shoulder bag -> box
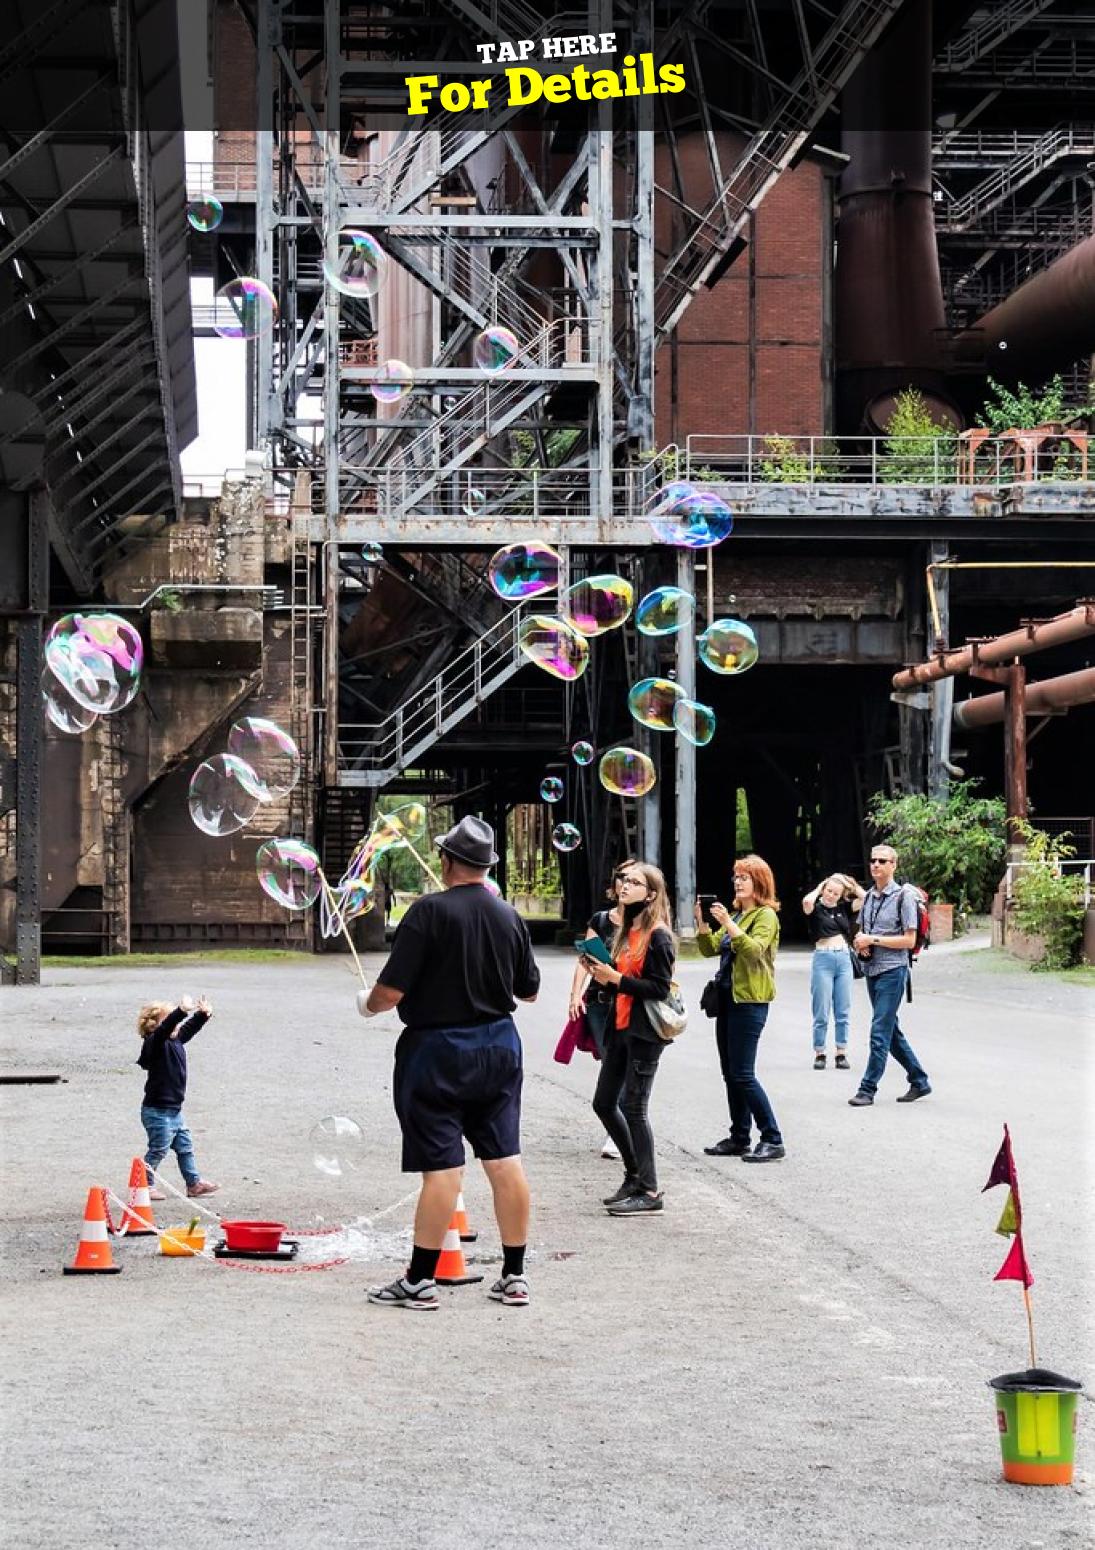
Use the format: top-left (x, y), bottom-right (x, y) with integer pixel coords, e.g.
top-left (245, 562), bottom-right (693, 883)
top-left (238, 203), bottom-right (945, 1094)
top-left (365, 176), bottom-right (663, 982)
top-left (647, 981), bottom-right (688, 1041)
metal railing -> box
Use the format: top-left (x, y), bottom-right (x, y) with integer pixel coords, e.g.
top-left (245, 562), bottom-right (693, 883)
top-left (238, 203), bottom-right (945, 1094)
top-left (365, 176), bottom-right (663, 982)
top-left (338, 608), bottom-right (528, 778)
top-left (936, 128), bottom-right (1095, 233)
top-left (679, 434), bottom-right (1094, 488)
top-left (936, 0), bottom-right (1058, 72)
top-left (1005, 858), bottom-right (1094, 908)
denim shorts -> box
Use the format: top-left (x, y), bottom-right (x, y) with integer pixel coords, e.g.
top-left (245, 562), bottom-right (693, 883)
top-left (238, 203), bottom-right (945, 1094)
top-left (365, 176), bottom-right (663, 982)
top-left (393, 1016), bottom-right (523, 1173)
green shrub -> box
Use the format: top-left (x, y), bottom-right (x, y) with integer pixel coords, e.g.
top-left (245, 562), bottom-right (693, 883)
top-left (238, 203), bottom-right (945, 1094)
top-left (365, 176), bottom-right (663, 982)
top-left (1009, 821), bottom-right (1086, 971)
top-left (867, 780), bottom-right (1007, 920)
top-left (975, 375), bottom-right (1070, 433)
top-left (759, 436), bottom-right (834, 483)
top-left (880, 390), bottom-right (956, 484)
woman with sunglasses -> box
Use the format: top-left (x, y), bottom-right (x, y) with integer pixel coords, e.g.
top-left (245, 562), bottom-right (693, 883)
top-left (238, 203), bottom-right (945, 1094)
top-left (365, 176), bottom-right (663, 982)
top-left (580, 863), bottom-right (676, 1216)
top-left (694, 854), bottom-right (785, 1163)
top-left (569, 860), bottom-right (638, 1160)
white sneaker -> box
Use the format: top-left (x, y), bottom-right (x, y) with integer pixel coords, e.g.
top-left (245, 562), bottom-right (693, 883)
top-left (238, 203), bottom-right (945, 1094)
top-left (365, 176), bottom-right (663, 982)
top-left (367, 1275), bottom-right (439, 1310)
top-left (600, 1136), bottom-right (621, 1160)
top-left (487, 1273), bottom-right (529, 1306)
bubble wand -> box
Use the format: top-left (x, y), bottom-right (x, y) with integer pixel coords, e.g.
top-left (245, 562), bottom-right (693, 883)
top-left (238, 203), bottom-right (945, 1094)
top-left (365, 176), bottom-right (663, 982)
top-left (316, 866), bottom-right (370, 994)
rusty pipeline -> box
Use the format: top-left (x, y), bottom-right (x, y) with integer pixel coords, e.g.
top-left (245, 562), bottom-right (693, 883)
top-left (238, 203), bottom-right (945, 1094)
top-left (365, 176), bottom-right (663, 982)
top-left (893, 602), bottom-right (1095, 689)
top-left (954, 666), bottom-right (1095, 730)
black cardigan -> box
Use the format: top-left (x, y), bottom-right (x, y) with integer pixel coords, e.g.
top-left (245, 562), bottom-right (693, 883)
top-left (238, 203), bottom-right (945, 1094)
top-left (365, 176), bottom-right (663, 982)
top-left (616, 927), bottom-right (675, 1044)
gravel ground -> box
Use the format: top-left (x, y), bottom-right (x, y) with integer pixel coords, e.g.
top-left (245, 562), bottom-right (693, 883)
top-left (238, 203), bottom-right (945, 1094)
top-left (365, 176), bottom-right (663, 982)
top-left (1, 936), bottom-right (1092, 1549)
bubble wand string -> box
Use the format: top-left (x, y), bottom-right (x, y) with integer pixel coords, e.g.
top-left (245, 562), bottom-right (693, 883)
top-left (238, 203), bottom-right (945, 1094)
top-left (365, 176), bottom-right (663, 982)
top-left (316, 866), bottom-right (370, 992)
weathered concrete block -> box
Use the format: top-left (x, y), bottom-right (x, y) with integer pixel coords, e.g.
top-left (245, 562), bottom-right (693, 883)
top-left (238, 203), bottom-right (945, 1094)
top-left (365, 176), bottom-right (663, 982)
top-left (149, 607), bottom-right (263, 671)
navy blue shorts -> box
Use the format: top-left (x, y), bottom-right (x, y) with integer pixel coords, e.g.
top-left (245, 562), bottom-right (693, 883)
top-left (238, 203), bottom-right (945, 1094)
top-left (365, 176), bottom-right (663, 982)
top-left (393, 1017), bottom-right (524, 1173)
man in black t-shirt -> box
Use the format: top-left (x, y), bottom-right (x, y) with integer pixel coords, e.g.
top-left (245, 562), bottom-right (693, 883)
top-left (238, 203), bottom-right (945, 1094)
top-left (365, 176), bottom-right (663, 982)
top-left (362, 816), bottom-right (540, 1312)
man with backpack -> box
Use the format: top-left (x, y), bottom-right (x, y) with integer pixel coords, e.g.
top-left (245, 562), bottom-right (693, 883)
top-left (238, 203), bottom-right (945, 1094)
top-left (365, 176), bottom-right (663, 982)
top-left (847, 844), bottom-right (932, 1107)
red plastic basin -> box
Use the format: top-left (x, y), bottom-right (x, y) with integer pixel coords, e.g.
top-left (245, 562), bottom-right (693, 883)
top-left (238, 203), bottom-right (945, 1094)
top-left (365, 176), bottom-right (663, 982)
top-left (220, 1220), bottom-right (286, 1253)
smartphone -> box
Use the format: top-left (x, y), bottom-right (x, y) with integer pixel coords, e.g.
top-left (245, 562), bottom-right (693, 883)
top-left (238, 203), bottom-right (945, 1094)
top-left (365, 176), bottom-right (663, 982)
top-left (575, 935), bottom-right (613, 965)
top-left (696, 893), bottom-right (718, 926)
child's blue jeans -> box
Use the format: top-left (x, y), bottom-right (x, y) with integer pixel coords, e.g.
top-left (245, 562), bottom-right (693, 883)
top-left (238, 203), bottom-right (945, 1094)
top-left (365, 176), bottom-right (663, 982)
top-left (141, 1104), bottom-right (200, 1187)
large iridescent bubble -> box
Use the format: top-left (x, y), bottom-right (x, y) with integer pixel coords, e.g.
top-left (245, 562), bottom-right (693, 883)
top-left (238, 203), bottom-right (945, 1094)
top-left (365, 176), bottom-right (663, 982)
top-left (45, 635), bottom-right (122, 715)
top-left (186, 195), bottom-right (223, 233)
top-left (517, 616), bottom-right (590, 681)
top-left (256, 837), bottom-right (323, 910)
top-left (673, 698), bottom-right (717, 746)
top-left (552, 823), bottom-right (582, 853)
top-left (324, 230), bottom-right (385, 299)
top-left (635, 586), bottom-right (695, 636)
top-left (627, 677), bottom-right (687, 731)
top-left (213, 277), bottom-right (278, 341)
top-left (488, 542), bottom-right (560, 602)
top-left (188, 754), bottom-right (263, 837)
top-left (562, 575), bottom-right (634, 636)
top-left (370, 359), bottom-right (414, 404)
top-left (697, 619), bottom-right (759, 675)
top-left (473, 325), bottom-right (519, 373)
top-left (599, 746), bottom-right (657, 798)
top-left (571, 740), bottom-right (595, 766)
top-left (227, 717), bottom-right (302, 802)
top-left (41, 670), bottom-right (98, 735)
top-left (646, 482), bottom-right (733, 548)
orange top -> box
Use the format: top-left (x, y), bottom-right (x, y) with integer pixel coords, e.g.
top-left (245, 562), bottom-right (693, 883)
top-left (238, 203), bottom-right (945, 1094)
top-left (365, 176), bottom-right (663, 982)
top-left (614, 929), bottom-right (648, 1031)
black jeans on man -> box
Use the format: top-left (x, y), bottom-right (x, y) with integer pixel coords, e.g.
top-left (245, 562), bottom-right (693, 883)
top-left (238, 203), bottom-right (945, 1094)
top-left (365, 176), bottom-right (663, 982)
top-left (592, 1029), bottom-right (665, 1193)
top-left (715, 997), bottom-right (783, 1147)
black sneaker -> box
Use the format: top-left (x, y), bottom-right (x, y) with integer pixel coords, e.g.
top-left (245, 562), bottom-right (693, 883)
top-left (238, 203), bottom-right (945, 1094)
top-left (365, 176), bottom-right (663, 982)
top-left (813, 1052), bottom-right (826, 1070)
top-left (848, 1092), bottom-right (874, 1107)
top-left (896, 1083), bottom-right (932, 1103)
top-left (834, 1052), bottom-right (850, 1070)
top-left (704, 1137), bottom-right (750, 1156)
top-left (603, 1178), bottom-right (642, 1206)
top-left (606, 1191), bottom-right (664, 1217)
top-left (366, 1275), bottom-right (439, 1310)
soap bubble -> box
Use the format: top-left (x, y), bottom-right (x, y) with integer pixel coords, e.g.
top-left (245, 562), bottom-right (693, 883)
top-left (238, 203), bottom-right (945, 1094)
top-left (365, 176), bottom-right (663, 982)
top-left (42, 671), bottom-right (98, 735)
top-left (571, 740), bottom-right (595, 766)
top-left (697, 619), bottom-right (759, 675)
top-left (473, 325), bottom-right (519, 373)
top-left (482, 877), bottom-right (503, 898)
top-left (636, 586), bottom-right (695, 636)
top-left (324, 230), bottom-right (385, 299)
top-left (517, 615), bottom-right (590, 681)
top-left (45, 635), bottom-right (121, 715)
top-left (310, 1114), bottom-right (364, 1178)
top-left (256, 837), bottom-right (322, 910)
top-left (339, 878), bottom-right (375, 922)
top-left (552, 823), bottom-right (582, 853)
top-left (370, 358), bottom-right (414, 404)
top-left (361, 542), bottom-right (383, 563)
top-left (628, 677), bottom-right (687, 731)
top-left (69, 614), bottom-right (143, 680)
top-left (673, 698), bottom-right (716, 746)
top-left (599, 746), bottom-right (657, 798)
top-left (488, 541), bottom-right (560, 601)
top-left (227, 717), bottom-right (301, 802)
top-left (213, 277), bottom-right (278, 340)
top-left (646, 482), bottom-right (733, 548)
top-left (188, 753), bottom-right (263, 837)
top-left (540, 776), bottom-right (564, 803)
top-left (186, 195), bottom-right (223, 233)
top-left (462, 486), bottom-right (486, 516)
top-left (562, 574), bottom-right (634, 636)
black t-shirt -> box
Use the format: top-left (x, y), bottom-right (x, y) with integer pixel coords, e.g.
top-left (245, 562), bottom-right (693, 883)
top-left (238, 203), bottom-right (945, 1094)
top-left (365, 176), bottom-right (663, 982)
top-left (806, 899), bottom-right (855, 944)
top-left (377, 884), bottom-right (541, 1029)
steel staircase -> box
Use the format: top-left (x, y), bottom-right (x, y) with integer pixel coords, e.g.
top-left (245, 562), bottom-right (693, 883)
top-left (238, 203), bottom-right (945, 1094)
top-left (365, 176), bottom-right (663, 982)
top-left (654, 0), bottom-right (909, 340)
top-left (935, 0), bottom-right (1058, 72)
top-left (937, 128), bottom-right (1095, 232)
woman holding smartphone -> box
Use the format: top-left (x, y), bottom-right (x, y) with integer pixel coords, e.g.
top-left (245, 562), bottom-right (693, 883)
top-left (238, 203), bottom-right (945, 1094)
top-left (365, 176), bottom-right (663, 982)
top-left (694, 854), bottom-right (785, 1162)
top-left (580, 862), bottom-right (676, 1216)
top-left (569, 860), bottom-right (636, 1160)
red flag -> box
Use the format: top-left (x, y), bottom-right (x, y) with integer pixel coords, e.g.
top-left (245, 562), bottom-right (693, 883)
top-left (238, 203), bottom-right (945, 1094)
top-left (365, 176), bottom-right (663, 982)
top-left (994, 1232), bottom-right (1034, 1289)
top-left (982, 1124), bottom-right (1023, 1225)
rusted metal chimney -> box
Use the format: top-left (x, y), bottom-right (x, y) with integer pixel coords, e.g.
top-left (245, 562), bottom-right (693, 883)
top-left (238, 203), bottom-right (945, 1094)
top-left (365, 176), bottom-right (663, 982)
top-left (835, 0), bottom-right (959, 433)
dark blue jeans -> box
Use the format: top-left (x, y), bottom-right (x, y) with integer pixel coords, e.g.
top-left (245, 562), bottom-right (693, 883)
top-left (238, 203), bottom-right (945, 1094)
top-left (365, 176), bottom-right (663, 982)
top-left (716, 999), bottom-right (782, 1147)
top-left (859, 967), bottom-right (929, 1096)
top-left (592, 1030), bottom-right (665, 1193)
top-left (141, 1104), bottom-right (200, 1187)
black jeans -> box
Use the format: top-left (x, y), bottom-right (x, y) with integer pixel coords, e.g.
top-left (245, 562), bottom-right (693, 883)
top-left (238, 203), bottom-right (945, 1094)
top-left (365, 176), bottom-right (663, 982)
top-left (716, 997), bottom-right (783, 1147)
top-left (592, 1028), bottom-right (665, 1193)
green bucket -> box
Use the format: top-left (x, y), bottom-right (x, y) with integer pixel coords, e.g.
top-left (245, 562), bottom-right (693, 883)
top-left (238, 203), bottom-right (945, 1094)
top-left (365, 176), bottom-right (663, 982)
top-left (989, 1367), bottom-right (1083, 1486)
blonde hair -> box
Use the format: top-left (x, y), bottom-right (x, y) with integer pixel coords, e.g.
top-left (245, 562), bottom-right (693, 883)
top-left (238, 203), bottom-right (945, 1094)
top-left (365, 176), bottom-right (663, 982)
top-left (137, 1003), bottom-right (172, 1038)
top-left (612, 862), bottom-right (674, 957)
top-left (735, 854), bottom-right (781, 912)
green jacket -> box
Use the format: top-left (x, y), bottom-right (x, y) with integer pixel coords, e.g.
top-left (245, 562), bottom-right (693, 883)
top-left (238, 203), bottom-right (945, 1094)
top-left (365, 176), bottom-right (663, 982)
top-left (696, 906), bottom-right (780, 1003)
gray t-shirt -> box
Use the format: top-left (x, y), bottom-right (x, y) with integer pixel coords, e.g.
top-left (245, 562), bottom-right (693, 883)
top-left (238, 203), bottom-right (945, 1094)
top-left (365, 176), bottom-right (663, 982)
top-left (860, 882), bottom-right (917, 978)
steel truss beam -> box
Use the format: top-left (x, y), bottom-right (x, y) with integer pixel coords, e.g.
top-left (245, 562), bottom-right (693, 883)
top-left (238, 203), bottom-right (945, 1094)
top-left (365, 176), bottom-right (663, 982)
top-left (0, 144), bottom-right (125, 267)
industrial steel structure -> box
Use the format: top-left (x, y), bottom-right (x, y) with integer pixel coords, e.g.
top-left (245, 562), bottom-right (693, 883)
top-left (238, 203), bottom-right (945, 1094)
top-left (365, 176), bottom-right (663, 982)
top-left (3, 0), bottom-right (1095, 981)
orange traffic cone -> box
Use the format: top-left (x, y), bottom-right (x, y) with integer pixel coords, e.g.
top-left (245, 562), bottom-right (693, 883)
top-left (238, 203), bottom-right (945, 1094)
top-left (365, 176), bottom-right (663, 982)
top-left (434, 1217), bottom-right (484, 1287)
top-left (454, 1191), bottom-right (478, 1244)
top-left (119, 1157), bottom-right (156, 1236)
top-left (63, 1188), bottom-right (122, 1275)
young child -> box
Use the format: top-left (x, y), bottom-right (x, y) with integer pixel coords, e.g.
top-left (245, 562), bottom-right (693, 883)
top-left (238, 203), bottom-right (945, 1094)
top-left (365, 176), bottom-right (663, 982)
top-left (137, 994), bottom-right (218, 1200)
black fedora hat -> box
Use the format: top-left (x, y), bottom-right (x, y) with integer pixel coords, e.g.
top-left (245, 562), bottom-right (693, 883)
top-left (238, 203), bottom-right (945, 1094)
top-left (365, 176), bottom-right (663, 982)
top-left (435, 815), bottom-right (499, 868)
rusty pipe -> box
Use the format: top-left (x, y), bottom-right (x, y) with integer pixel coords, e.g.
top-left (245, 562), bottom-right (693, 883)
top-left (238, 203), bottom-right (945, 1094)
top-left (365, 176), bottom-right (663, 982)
top-left (953, 666), bottom-right (1095, 729)
top-left (893, 602), bottom-right (1095, 688)
top-left (952, 232), bottom-right (1095, 386)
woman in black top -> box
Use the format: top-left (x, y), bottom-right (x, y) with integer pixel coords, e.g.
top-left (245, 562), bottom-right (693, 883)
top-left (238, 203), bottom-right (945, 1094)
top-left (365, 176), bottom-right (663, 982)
top-left (802, 873), bottom-right (864, 1070)
top-left (581, 862), bottom-right (676, 1217)
top-left (569, 860), bottom-right (635, 1160)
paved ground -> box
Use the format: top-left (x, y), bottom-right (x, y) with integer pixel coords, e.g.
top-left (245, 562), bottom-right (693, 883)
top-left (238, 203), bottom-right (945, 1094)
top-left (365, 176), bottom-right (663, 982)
top-left (1, 935), bottom-right (1092, 1549)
